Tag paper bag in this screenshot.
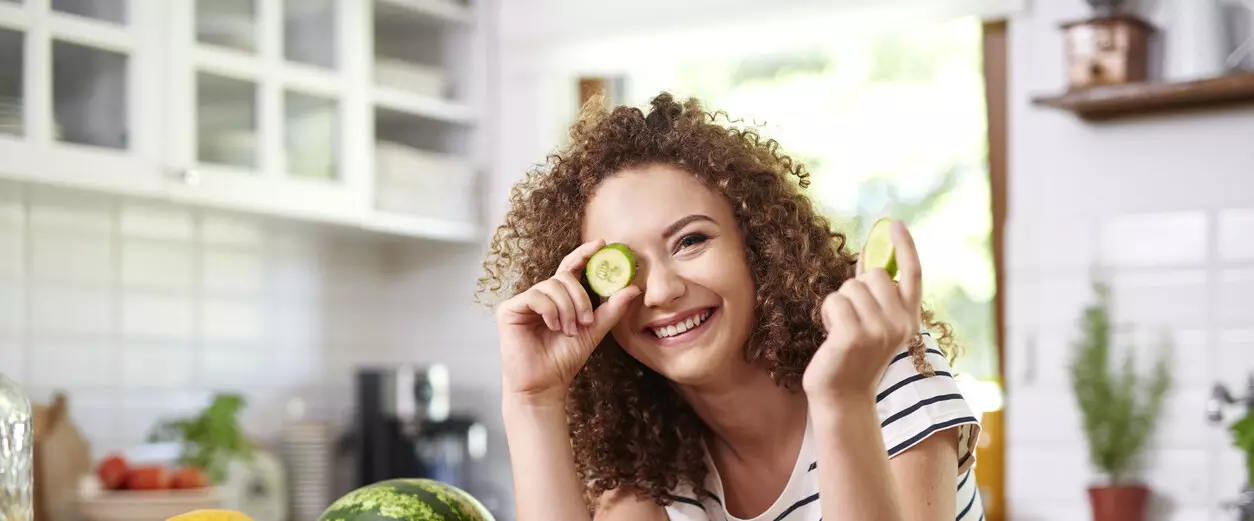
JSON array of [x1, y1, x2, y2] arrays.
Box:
[[33, 392, 92, 521]]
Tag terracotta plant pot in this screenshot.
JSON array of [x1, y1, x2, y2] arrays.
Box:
[[1088, 484, 1150, 521]]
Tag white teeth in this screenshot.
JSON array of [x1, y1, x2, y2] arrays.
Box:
[[650, 309, 713, 339]]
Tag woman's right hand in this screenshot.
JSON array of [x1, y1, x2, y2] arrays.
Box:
[[496, 239, 642, 406]]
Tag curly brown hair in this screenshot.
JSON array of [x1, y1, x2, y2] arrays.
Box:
[[476, 92, 956, 508]]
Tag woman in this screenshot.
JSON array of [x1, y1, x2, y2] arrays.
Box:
[[477, 92, 983, 521]]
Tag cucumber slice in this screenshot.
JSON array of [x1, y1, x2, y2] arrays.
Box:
[[585, 243, 636, 297], [861, 217, 898, 279]]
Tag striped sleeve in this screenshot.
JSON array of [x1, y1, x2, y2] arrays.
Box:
[[875, 329, 981, 476]]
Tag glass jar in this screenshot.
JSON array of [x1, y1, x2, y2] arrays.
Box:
[[0, 372, 31, 521]]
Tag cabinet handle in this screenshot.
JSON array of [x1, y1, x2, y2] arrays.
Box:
[[178, 168, 201, 186]]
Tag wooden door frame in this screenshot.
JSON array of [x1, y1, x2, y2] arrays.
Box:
[[980, 18, 1008, 521]]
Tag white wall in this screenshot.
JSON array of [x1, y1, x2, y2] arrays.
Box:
[[1005, 1, 1254, 520], [0, 180, 511, 510]]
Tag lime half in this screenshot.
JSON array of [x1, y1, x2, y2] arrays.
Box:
[[861, 217, 897, 279], [586, 243, 636, 297]]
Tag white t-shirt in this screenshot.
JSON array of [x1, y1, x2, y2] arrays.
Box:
[[663, 332, 984, 521]]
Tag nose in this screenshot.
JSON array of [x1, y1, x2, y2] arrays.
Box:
[[641, 259, 686, 308]]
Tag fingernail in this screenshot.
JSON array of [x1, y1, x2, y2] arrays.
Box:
[[582, 311, 594, 324]]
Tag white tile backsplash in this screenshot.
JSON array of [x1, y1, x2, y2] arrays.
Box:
[[0, 334, 24, 382], [1215, 329, 1254, 389], [1006, 217, 1096, 271], [121, 239, 194, 291], [1006, 445, 1092, 503], [200, 214, 265, 247], [123, 344, 195, 389], [26, 191, 112, 233], [29, 231, 113, 285], [122, 293, 194, 340], [1099, 211, 1208, 268], [1151, 328, 1209, 387], [0, 282, 21, 333], [1110, 269, 1209, 326], [1145, 448, 1212, 507], [1007, 387, 1083, 444], [1219, 208, 1254, 262], [0, 223, 21, 280], [29, 287, 111, 335], [201, 248, 266, 295], [201, 298, 264, 343], [28, 341, 117, 388], [1157, 388, 1214, 447], [0, 185, 22, 226], [200, 346, 269, 388], [1219, 268, 1254, 325], [120, 204, 194, 241]]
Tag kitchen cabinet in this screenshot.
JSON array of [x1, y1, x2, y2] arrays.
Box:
[[0, 0, 168, 198], [0, 0, 489, 242]]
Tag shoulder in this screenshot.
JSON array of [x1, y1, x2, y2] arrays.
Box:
[[876, 330, 981, 474]]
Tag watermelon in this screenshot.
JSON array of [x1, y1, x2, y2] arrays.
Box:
[[316, 479, 495, 521]]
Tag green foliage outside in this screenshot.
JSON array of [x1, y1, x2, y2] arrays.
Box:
[[656, 17, 998, 380]]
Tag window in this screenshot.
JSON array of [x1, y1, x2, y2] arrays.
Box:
[[624, 16, 1000, 384]]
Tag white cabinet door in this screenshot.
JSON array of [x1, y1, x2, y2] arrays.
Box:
[[163, 0, 369, 222], [366, 0, 485, 240], [0, 0, 166, 197]]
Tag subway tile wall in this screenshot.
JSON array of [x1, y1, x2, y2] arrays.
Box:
[[1009, 3, 1254, 520], [0, 182, 505, 478]]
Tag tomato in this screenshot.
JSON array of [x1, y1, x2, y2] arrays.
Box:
[[171, 466, 210, 489], [125, 466, 172, 490], [95, 454, 129, 490]]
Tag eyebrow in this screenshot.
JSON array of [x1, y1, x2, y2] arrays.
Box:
[[662, 214, 715, 239]]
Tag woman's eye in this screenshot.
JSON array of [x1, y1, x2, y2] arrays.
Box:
[[677, 233, 709, 251]]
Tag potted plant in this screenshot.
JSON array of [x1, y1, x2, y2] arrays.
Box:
[[147, 393, 254, 484], [1226, 408, 1254, 520], [1069, 280, 1171, 521]]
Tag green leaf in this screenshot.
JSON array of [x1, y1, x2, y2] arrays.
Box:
[[146, 393, 254, 484]]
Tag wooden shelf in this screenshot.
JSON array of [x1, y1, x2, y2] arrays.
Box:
[[1032, 73, 1254, 121]]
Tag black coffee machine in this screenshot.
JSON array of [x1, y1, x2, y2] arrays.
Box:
[[342, 364, 488, 490]]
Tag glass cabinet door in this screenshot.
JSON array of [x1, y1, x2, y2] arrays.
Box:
[[197, 0, 257, 53], [169, 0, 360, 216], [0, 0, 165, 195], [51, 0, 127, 25], [0, 27, 23, 138], [53, 40, 129, 150], [196, 72, 259, 169]]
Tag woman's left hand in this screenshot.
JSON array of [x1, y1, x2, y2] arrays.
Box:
[[803, 220, 924, 405]]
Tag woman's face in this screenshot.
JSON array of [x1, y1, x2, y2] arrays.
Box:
[[582, 163, 757, 386]]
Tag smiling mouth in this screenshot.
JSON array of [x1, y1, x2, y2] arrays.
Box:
[[645, 307, 717, 342]]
